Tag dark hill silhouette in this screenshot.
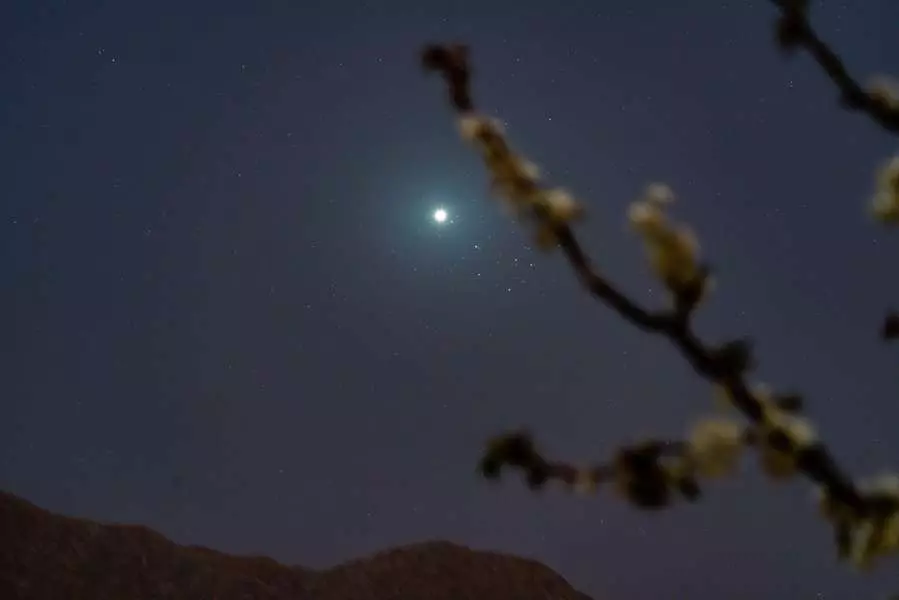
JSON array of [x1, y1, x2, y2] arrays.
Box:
[[0, 490, 592, 600]]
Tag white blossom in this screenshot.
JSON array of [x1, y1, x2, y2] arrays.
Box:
[[543, 188, 582, 223], [687, 417, 744, 478], [867, 76, 899, 109], [573, 469, 599, 495], [628, 200, 664, 232], [514, 157, 541, 181], [870, 155, 899, 224], [644, 182, 675, 205], [764, 409, 817, 447], [757, 405, 817, 480], [849, 519, 879, 569], [846, 513, 899, 570], [457, 113, 504, 142], [884, 511, 899, 557], [628, 184, 701, 291], [816, 473, 899, 570], [861, 473, 899, 498]]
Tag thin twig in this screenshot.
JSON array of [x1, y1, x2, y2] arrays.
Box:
[[769, 0, 899, 134]]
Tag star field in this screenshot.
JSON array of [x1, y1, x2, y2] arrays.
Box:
[[3, 2, 899, 598]]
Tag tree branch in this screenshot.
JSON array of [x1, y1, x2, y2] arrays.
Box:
[[419, 43, 899, 569], [769, 0, 899, 134]]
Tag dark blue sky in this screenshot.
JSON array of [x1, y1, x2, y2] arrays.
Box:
[[3, 1, 899, 598]]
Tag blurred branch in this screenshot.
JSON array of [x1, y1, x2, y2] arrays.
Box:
[[480, 431, 702, 509], [882, 310, 899, 341], [421, 42, 899, 571], [769, 0, 899, 134], [768, 1, 899, 343]]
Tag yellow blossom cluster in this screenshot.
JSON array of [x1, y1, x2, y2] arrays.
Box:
[[698, 381, 899, 572], [713, 382, 817, 480], [627, 184, 707, 300], [819, 474, 899, 570], [755, 399, 817, 479], [572, 416, 748, 508], [480, 393, 899, 572], [685, 417, 745, 478], [868, 77, 899, 112], [870, 155, 899, 224], [456, 112, 583, 250]]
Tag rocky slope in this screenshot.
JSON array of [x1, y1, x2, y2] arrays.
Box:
[[0, 491, 591, 600]]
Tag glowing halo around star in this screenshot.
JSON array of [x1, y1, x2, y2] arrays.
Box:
[[433, 208, 448, 224]]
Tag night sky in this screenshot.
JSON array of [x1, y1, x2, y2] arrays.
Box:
[[4, 2, 899, 598]]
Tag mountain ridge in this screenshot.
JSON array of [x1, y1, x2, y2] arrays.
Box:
[[0, 490, 593, 600]]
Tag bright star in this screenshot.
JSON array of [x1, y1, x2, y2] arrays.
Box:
[[433, 208, 448, 223]]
